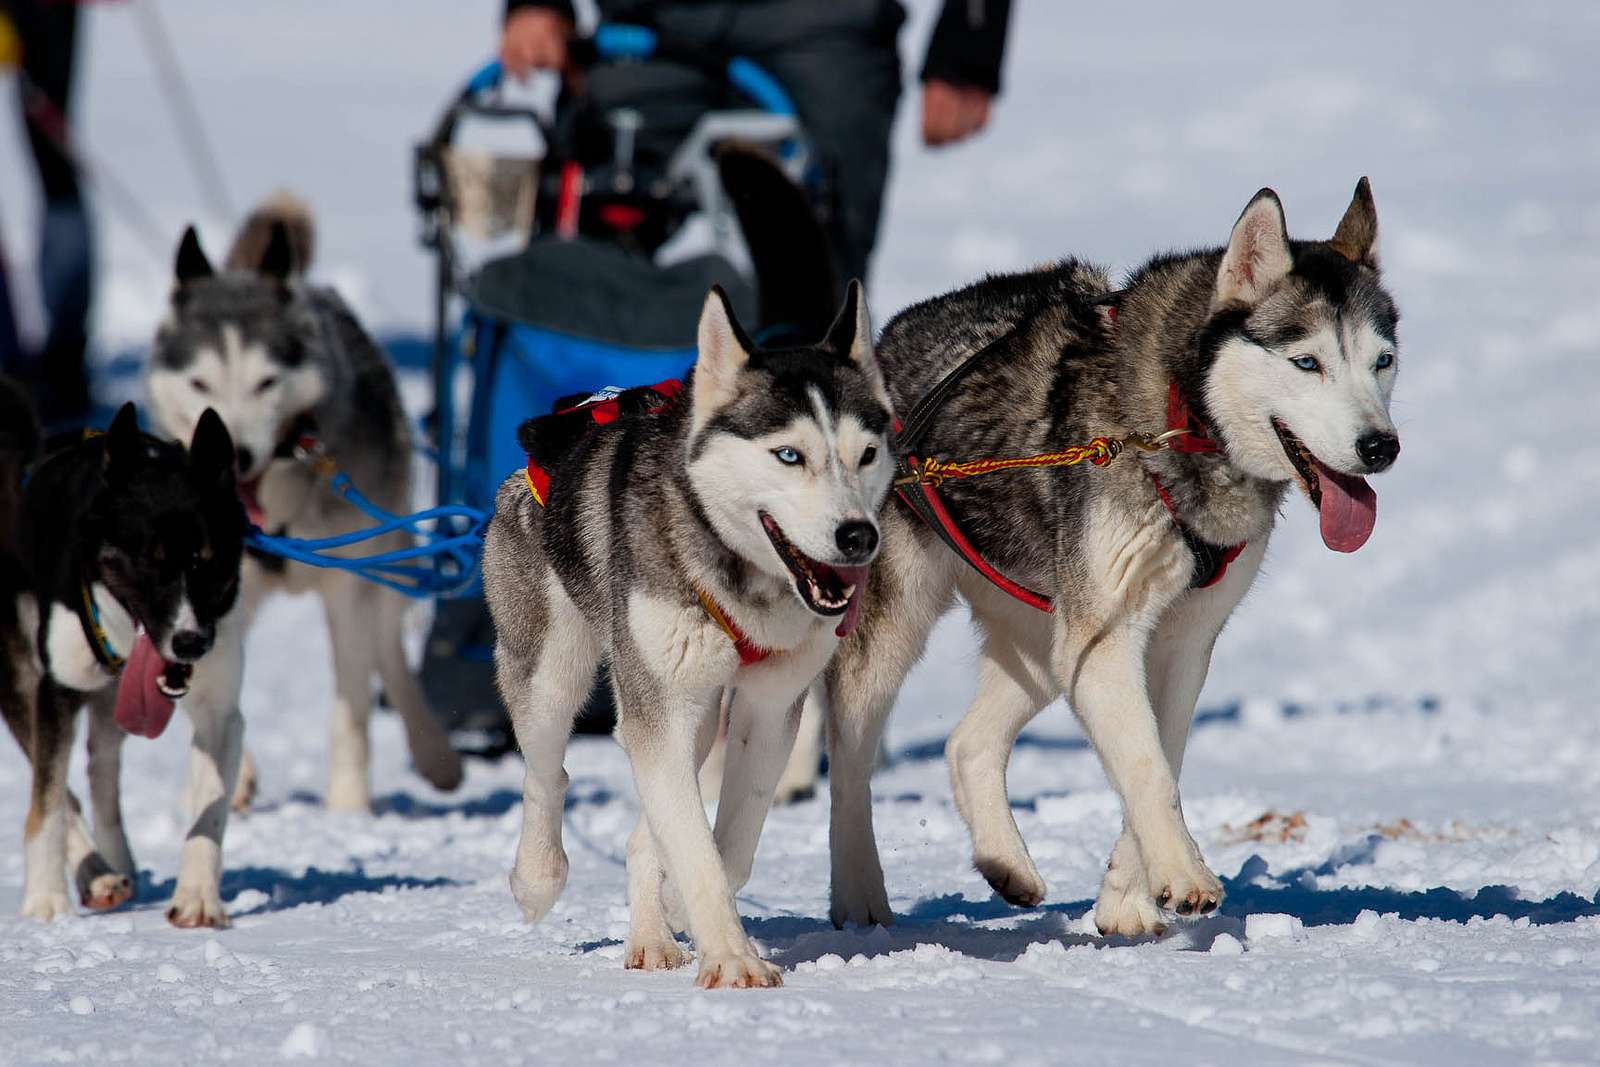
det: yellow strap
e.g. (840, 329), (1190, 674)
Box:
(896, 427), (1199, 489)
(695, 585), (741, 644)
(523, 466), (545, 506)
(905, 436), (1119, 487)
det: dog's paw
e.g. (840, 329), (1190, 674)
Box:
(81, 870), (135, 912)
(20, 888), (74, 921)
(975, 852), (1046, 908)
(509, 851), (568, 922)
(166, 886), (230, 929)
(624, 938), (689, 971)
(1145, 853), (1223, 919)
(1093, 877), (1168, 938)
(695, 952), (781, 990)
(829, 878), (894, 930)
(414, 745), (464, 793)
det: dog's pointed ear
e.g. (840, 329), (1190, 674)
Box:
(258, 221), (296, 284)
(103, 402), (144, 482)
(693, 286), (753, 417)
(823, 279), (874, 366)
(1329, 176), (1379, 268)
(175, 226), (214, 288)
(1215, 188), (1293, 308)
(188, 408), (237, 494)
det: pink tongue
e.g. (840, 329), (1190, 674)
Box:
(114, 634), (178, 739)
(1313, 458), (1378, 553)
(831, 566), (871, 638)
(238, 479), (264, 528)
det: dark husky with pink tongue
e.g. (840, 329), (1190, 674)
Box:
(1, 399), (246, 921)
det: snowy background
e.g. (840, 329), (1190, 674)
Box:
(2, 1), (1599, 1062)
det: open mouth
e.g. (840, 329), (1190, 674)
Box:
(759, 512), (869, 636)
(238, 477), (265, 528)
(1272, 419), (1377, 553)
(113, 634), (192, 740)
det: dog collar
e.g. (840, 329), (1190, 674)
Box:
(1164, 382), (1221, 454)
(695, 584), (774, 666)
(77, 582), (128, 674)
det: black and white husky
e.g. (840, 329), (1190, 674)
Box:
(1, 398), (248, 926)
(823, 181), (1403, 936)
(483, 283), (893, 987)
(142, 196), (462, 811)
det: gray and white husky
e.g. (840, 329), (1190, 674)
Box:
(483, 282), (893, 988)
(144, 195), (463, 811)
(824, 180), (1402, 936)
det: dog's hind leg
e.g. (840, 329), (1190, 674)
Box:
(827, 527), (956, 929)
(375, 589), (464, 792)
(499, 582), (600, 923)
(20, 683), (79, 920)
(947, 625), (1054, 909)
(712, 689), (807, 896)
(322, 574), (382, 811)
(1093, 541), (1263, 936)
(168, 607), (246, 929)
(773, 683), (824, 805)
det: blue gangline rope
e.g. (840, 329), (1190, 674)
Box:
(243, 472), (489, 599)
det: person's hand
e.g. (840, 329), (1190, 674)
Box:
(921, 79), (993, 147)
(500, 7), (572, 81)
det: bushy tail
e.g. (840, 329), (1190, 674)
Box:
(225, 190), (315, 276)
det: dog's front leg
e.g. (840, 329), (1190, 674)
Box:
(1056, 614), (1221, 921)
(168, 609), (245, 928)
(19, 682), (80, 920)
(69, 689), (136, 910)
(615, 668), (778, 989)
(1093, 541), (1264, 935)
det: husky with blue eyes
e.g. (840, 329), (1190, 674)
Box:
(820, 180), (1403, 940)
(482, 282), (893, 988)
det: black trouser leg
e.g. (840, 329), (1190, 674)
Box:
(13, 0), (91, 425)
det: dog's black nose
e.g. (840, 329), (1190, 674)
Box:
(835, 520), (879, 562)
(1356, 432), (1400, 473)
(235, 446), (255, 473)
(171, 629), (211, 661)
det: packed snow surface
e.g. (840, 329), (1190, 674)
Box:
(2, 1), (1599, 1063)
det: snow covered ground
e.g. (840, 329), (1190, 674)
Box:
(3, 1), (1599, 1063)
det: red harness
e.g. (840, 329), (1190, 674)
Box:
(895, 381), (1248, 609)
(520, 378), (775, 664)
(523, 379), (683, 506)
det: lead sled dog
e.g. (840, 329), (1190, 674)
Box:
(484, 282), (892, 988)
(144, 196), (463, 811)
(824, 180), (1403, 935)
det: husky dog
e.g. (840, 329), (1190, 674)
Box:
(824, 180), (1401, 935)
(143, 196), (463, 811)
(484, 283), (892, 988)
(1, 402), (249, 925)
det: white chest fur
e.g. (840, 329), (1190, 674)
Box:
(43, 584), (135, 693)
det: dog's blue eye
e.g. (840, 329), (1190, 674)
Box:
(1291, 355), (1321, 373)
(1375, 351), (1395, 370)
(773, 447), (803, 466)
(859, 446), (877, 467)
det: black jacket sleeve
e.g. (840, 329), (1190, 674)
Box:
(919, 0), (1012, 95)
(505, 0), (576, 21)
